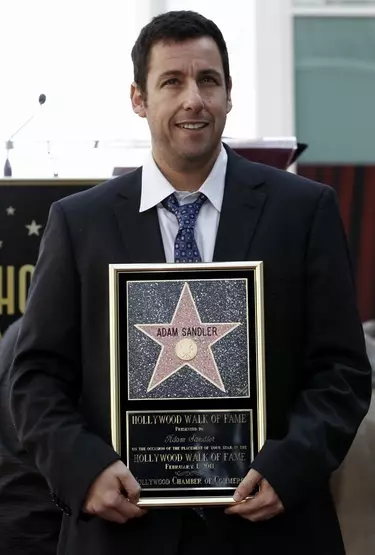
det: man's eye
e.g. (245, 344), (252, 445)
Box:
(200, 77), (217, 84)
(162, 78), (179, 86)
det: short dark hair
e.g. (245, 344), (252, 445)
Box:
(131, 10), (230, 95)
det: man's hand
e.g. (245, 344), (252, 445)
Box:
(225, 469), (284, 522)
(83, 460), (147, 524)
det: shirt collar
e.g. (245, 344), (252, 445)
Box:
(140, 144), (227, 213)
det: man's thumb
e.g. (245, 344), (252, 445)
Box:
(233, 469), (262, 502)
(118, 465), (141, 504)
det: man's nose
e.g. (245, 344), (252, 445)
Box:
(181, 83), (204, 112)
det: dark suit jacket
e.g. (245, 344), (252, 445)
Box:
(9, 146), (372, 555)
(0, 320), (61, 554)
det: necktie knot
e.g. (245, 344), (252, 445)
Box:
(162, 193), (206, 229)
(162, 193), (207, 263)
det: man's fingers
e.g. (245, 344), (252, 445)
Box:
(98, 507), (129, 524)
(116, 493), (147, 519)
(226, 489), (265, 516)
(226, 478), (284, 522)
(226, 500), (283, 522)
(227, 504), (278, 522)
(233, 469), (262, 502)
(226, 493), (265, 516)
(87, 490), (146, 522)
(85, 492), (130, 523)
(83, 461), (147, 523)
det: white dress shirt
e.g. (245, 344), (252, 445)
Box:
(140, 145), (227, 263)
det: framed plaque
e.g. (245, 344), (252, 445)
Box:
(109, 262), (266, 507)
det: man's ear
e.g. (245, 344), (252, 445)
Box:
(226, 76), (233, 114)
(130, 82), (147, 118)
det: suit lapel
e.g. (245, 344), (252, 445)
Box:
(113, 148), (267, 264)
(213, 147), (267, 262)
(113, 169), (166, 263)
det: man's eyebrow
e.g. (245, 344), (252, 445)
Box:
(158, 70), (185, 81)
(198, 69), (223, 80)
(157, 69), (223, 81)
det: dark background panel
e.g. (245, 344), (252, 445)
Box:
(0, 182), (98, 338)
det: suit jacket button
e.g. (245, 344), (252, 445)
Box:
(63, 504), (72, 516)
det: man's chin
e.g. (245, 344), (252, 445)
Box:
(175, 143), (219, 163)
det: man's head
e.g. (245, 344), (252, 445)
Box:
(131, 11), (232, 173)
(131, 11), (231, 96)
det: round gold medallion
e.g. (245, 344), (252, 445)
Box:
(175, 338), (198, 361)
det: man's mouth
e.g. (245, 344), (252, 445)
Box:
(176, 122), (208, 130)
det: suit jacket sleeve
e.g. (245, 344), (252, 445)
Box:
(0, 320), (21, 375)
(9, 202), (120, 518)
(251, 187), (372, 510)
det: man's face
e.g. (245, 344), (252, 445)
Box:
(131, 37), (232, 169)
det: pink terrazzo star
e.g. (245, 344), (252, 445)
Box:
(136, 282), (241, 393)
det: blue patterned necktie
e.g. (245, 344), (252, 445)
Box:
(162, 192), (207, 263)
(162, 192), (208, 519)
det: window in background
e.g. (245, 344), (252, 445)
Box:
(295, 16), (375, 163)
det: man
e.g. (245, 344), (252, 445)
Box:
(0, 320), (61, 554)
(9, 10), (371, 555)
